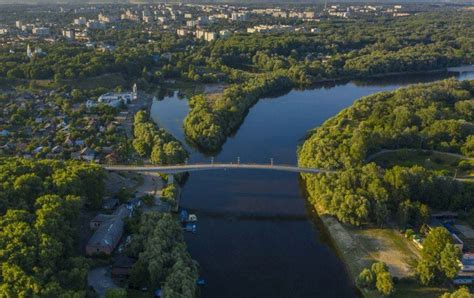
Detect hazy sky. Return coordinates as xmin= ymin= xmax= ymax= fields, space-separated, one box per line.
xmin=0 ymin=0 xmax=473 ymax=4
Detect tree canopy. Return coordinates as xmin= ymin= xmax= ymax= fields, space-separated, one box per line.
xmin=298 ymin=80 xmax=474 ymax=226
xmin=0 ymin=158 xmax=105 ymax=295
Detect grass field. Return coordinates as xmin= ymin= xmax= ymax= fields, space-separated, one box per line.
xmin=61 ymin=73 xmax=127 ymax=89
xmin=318 ymin=212 xmax=449 ymax=297
xmin=372 ymin=150 xmax=474 ymax=179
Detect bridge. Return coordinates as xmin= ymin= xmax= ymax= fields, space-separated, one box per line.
xmin=104 ymin=163 xmax=334 ymax=175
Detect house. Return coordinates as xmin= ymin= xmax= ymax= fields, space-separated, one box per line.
xmin=86 ymin=99 xmax=97 ymax=109
xmin=0 ymin=130 xmax=9 ymax=137
xmin=80 ymin=147 xmax=96 ymax=162
xmin=126 ymin=197 xmax=142 ymax=211
xmin=105 ymin=152 xmax=119 ymax=164
xmin=75 ymin=139 xmax=85 ymax=147
xmin=51 ymin=145 xmax=63 ymax=154
xmin=86 ymin=205 xmax=131 ymax=256
xmin=32 ymin=146 xmax=43 ymax=154
xmin=461 ymin=253 xmax=474 ymax=272
xmin=102 ymin=198 xmax=119 ymax=211
xmin=90 ymin=213 xmax=114 ymax=230
xmin=86 ymin=218 xmax=124 ymax=255
xmin=64 ymin=136 xmax=74 ymax=147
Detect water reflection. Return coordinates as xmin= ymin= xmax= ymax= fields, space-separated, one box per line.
xmin=150 ymin=71 xmax=474 ymax=298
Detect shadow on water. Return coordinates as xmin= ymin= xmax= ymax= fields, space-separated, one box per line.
xmin=151 ymin=71 xmax=474 ymax=298
xmin=298 ymin=176 xmax=363 ymax=297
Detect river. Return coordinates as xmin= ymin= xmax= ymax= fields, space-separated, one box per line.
xmin=150 ymin=71 xmax=474 ymax=298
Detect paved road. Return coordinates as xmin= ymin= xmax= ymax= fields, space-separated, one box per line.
xmin=88 ymin=267 xmax=117 ymax=298
xmin=366 ymin=149 xmax=473 ymax=162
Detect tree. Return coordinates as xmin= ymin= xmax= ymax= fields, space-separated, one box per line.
xmin=371 ymin=262 xmax=389 ymax=275
xmin=105 ymin=288 xmax=127 ymax=298
xmin=129 ymin=212 xmax=198 ymax=295
xmin=356 ymin=268 xmax=375 ymax=289
xmin=441 ymin=287 xmax=472 ymax=298
xmin=0 ymin=158 xmax=105 ymax=294
xmin=440 ymin=243 xmax=462 ymax=279
xmin=376 ymin=272 xmax=394 ymax=296
xmin=357 ymin=262 xmax=393 ymax=295
xmin=416 ymin=227 xmax=461 ymax=285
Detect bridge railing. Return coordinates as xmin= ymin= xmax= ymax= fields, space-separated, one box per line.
xmin=103 ymin=160 xmax=303 ymax=168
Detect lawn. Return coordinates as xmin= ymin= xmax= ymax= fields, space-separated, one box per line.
xmin=353 ymin=228 xmax=419 ymax=278
xmin=61 ymin=73 xmax=127 ymax=89
xmin=372 ymin=150 xmax=473 ymax=178
xmin=318 ymin=212 xmax=449 ymax=297
xmin=392 ymin=279 xmax=449 ymax=298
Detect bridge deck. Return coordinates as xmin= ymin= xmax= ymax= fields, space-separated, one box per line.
xmin=104 ymin=163 xmax=333 ymax=174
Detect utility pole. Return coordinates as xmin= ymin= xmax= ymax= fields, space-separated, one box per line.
xmin=237 ymin=156 xmax=240 ymax=165
xmin=270 ymin=158 xmax=274 ymax=166
xmin=211 ymin=157 xmax=214 ymax=165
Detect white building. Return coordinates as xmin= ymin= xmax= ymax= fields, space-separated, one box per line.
xmin=74 ymin=17 xmax=87 ymax=26
xmin=62 ymin=29 xmax=75 ymax=40
xmin=195 ymin=30 xmax=217 ymax=42
xmin=87 ymin=20 xmax=105 ymax=30
xmin=219 ymin=29 xmax=231 ymax=39
xmin=231 ymin=12 xmax=249 ymax=21
xmin=32 ymin=27 xmax=50 ymax=36
xmin=97 ymin=85 xmax=138 ymax=108
xmin=177 ymin=28 xmax=190 ymax=36
xmin=98 ymin=13 xmax=117 ymax=23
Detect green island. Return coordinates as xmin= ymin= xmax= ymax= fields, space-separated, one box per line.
xmin=1 ymin=3 xmax=474 ymax=297
xmin=183 ymin=12 xmax=474 ymax=152
xmin=133 ymin=110 xmax=188 ymax=165
xmin=298 ymin=79 xmax=474 ymax=296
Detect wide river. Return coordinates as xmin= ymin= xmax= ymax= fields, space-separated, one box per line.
xmin=151 ymin=71 xmax=474 ymax=298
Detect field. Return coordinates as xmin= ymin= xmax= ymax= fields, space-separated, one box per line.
xmin=318 ymin=212 xmax=449 ymax=297
xmin=64 ymin=73 xmax=128 ymax=89
xmin=371 ymin=150 xmax=474 ymax=180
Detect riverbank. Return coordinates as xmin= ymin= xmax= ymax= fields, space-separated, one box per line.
xmin=313 ymin=202 xmax=449 ymax=297
xmin=181 ymin=66 xmax=470 ymax=153
xmin=149 ymin=71 xmax=474 ymax=297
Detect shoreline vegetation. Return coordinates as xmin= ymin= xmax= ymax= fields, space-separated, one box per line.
xmin=178 ymin=12 xmax=474 ymax=153
xmin=298 ymin=79 xmax=474 ymax=295
xmin=182 ymin=66 xmax=472 ymax=153
xmin=132 ymin=110 xmax=188 ymax=165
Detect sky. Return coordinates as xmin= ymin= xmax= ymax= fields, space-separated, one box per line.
xmin=0 ymin=0 xmax=473 ymax=4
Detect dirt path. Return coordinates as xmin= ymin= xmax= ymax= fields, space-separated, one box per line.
xmin=320 ymin=215 xmax=419 ymax=279
xmin=135 ymin=172 xmax=163 ymax=198
xmin=366 ymin=149 xmax=473 ymax=162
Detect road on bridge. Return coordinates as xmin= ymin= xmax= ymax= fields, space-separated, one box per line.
xmin=104 ymin=163 xmax=334 ymax=174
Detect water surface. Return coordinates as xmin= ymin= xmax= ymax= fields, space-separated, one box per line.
xmin=151 ymin=71 xmax=474 ymax=298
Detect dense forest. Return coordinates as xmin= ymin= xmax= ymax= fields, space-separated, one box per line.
xmin=1 ymin=13 xmax=473 ymax=151
xmin=133 ymin=110 xmax=188 ymax=164
xmin=298 ymin=79 xmax=474 ymax=226
xmin=182 ymin=12 xmax=474 ymax=151
xmin=127 ymin=212 xmax=198 ymax=297
xmin=0 ymin=158 xmax=105 ymax=295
